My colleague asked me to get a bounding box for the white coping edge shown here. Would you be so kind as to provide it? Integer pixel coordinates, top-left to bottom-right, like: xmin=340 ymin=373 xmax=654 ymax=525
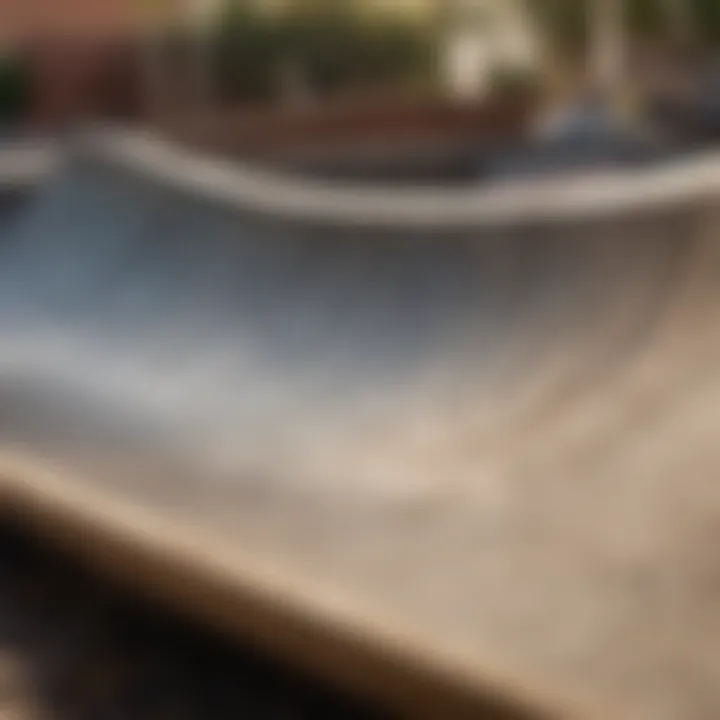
xmin=0 ymin=142 xmax=60 ymax=188
xmin=87 ymin=127 xmax=720 ymax=229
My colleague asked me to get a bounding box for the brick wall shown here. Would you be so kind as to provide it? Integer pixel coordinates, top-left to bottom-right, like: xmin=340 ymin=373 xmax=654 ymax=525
xmin=164 ymin=93 xmax=536 ymax=156
xmin=0 ymin=0 xmax=137 ymax=45
xmin=20 ymin=39 xmax=144 ymax=129
xmin=1 ymin=0 xmax=153 ymax=128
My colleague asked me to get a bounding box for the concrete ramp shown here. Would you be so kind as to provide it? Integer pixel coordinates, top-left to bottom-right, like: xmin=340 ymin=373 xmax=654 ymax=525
xmin=2 ymin=132 xmax=720 ymax=719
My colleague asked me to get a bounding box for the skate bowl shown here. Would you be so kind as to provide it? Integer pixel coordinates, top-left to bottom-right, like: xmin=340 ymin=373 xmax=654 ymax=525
xmin=3 ymin=131 xmax=720 ymax=719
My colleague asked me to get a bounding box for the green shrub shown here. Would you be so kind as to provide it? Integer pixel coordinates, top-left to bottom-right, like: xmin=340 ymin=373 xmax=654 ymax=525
xmin=525 ymin=0 xmax=720 ymax=56
xmin=692 ymin=0 xmax=720 ymax=46
xmin=214 ymin=3 xmax=280 ymax=102
xmin=489 ymin=66 xmax=542 ymax=101
xmin=212 ymin=1 xmax=435 ymax=103
xmin=625 ymin=0 xmax=668 ymax=41
xmin=524 ymin=0 xmax=589 ymax=62
xmin=0 ymin=54 xmax=30 ymax=125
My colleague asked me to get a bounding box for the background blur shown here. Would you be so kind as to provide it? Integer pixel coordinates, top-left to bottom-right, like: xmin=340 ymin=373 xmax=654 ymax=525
xmin=3 ymin=0 xmax=717 ymax=131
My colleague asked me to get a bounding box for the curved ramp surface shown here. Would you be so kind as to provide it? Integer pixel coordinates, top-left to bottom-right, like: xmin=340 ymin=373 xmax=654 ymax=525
xmin=2 ymin=132 xmax=720 ymax=719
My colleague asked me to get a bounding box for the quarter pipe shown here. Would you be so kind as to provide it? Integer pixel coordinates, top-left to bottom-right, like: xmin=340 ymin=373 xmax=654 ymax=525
xmin=2 ymin=131 xmax=720 ymax=719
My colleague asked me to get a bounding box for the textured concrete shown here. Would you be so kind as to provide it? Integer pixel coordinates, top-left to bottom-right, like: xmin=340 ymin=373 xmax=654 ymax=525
xmin=2 ymin=131 xmax=720 ymax=719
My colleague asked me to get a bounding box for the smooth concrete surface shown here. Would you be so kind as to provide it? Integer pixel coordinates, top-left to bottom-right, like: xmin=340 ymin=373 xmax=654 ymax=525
xmin=1 ymin=131 xmax=720 ymax=719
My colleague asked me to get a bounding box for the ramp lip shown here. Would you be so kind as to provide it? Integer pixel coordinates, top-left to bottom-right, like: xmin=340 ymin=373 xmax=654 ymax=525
xmin=86 ymin=128 xmax=720 ymax=229
xmin=0 ymin=451 xmax=606 ymax=720
xmin=0 ymin=141 xmax=60 ymax=188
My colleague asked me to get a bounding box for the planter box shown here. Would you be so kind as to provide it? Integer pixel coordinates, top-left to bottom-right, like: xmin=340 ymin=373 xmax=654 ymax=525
xmin=163 ymin=94 xmax=537 ymax=182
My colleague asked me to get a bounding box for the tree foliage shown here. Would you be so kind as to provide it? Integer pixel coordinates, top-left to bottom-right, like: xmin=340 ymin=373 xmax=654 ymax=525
xmin=0 ymin=53 xmax=30 ymax=126
xmin=692 ymin=0 xmax=720 ymax=45
xmin=523 ymin=0 xmax=589 ymax=60
xmin=213 ymin=1 xmax=435 ymax=103
xmin=525 ymin=0 xmax=720 ymax=56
